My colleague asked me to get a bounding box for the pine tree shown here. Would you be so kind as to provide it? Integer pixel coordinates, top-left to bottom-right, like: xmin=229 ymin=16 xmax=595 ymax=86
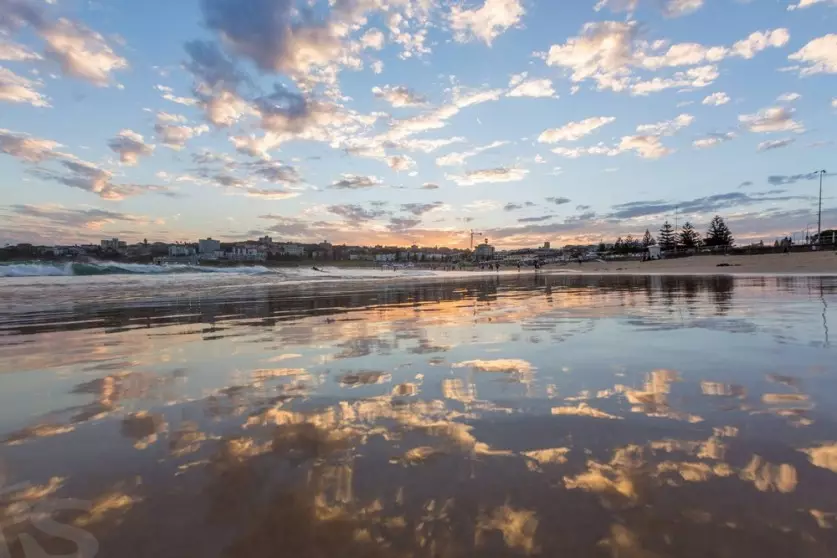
xmin=658 ymin=221 xmax=676 ymax=251
xmin=705 ymin=215 xmax=734 ymax=247
xmin=679 ymin=221 xmax=700 ymax=249
xmin=642 ymin=229 xmax=654 ymax=247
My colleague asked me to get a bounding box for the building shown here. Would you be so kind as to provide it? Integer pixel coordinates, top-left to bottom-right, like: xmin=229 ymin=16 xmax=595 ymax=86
xmin=280 ymin=244 xmax=305 ymax=257
xmin=258 ymin=236 xmax=273 ymax=245
xmin=543 ymin=241 xmax=551 ymax=250
xmin=228 ymin=244 xmax=266 ymax=262
xmin=474 ymin=240 xmax=495 ymax=261
xmin=199 ymin=238 xmax=221 ymax=254
xmin=169 ymin=245 xmax=196 ymax=257
xmin=101 ymin=238 xmax=127 ymax=252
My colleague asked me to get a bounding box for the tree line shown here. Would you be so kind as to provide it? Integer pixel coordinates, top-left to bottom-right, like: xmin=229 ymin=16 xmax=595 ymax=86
xmin=605 ymin=215 xmax=734 ymax=254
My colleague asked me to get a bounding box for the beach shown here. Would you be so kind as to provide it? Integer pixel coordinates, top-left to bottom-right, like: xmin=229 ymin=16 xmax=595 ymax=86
xmin=1 ymin=273 xmax=837 ymax=557
xmin=568 ymin=250 xmax=837 ymax=275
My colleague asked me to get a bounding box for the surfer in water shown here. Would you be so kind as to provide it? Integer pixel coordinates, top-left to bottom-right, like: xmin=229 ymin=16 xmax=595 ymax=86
xmin=312 ymin=266 xmax=325 ymax=272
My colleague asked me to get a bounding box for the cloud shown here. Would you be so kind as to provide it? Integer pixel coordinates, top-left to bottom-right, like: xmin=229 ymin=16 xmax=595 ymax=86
xmin=183 ymin=39 xmax=244 ymax=91
xmin=7 ymin=204 xmax=145 ymax=230
xmin=702 ymin=92 xmax=730 ymax=106
xmin=0 ymin=128 xmax=62 ymax=162
xmin=0 ymin=39 xmax=41 ymax=62
xmin=387 ymin=154 xmax=416 ymax=171
xmin=436 ymin=140 xmax=507 ymax=166
xmin=693 ymin=131 xmax=735 ymax=149
xmin=388 ymin=216 xmax=421 ymax=232
xmin=360 ymin=28 xmax=385 ymax=50
xmin=463 ymin=199 xmax=502 ymax=212
xmin=450 ymin=0 xmax=525 ymax=45
xmin=504 ymin=202 xmax=523 ymax=211
xmin=635 ymin=113 xmax=694 ymax=136
xmin=232 ymin=188 xmax=299 ymax=200
xmin=31 ymin=159 xmax=170 ymax=201
xmin=420 ymin=182 xmax=440 ymax=190
xmin=328 ymin=204 xmax=388 ymax=222
xmin=518 ymin=215 xmax=554 ymax=223
xmin=788 ymin=34 xmax=837 ymax=75
xmin=787 ymin=0 xmax=837 ymax=9
xmin=595 ymin=0 xmax=704 ymax=17
xmin=757 ymin=138 xmax=795 ymax=152
xmin=446 ymin=167 xmax=528 ymax=186
xmin=154 ymin=113 xmax=210 ymax=150
xmin=39 ymin=18 xmax=128 ymax=86
xmin=768 ymin=172 xmax=830 ymax=186
xmin=617 ymin=134 xmax=671 ymax=159
xmin=155 ymin=84 xmax=198 ymax=107
xmin=777 ymin=92 xmax=801 ymax=102
xmin=544 ymin=22 xmax=788 ymax=93
xmin=372 ymin=85 xmax=427 ymax=107
xmin=0 ymin=66 xmax=48 ymax=107
xmin=107 ymin=130 xmax=154 ymax=165
xmin=507 ymin=73 xmax=556 ymax=98
xmin=738 ymin=106 xmax=804 ymax=133
xmin=401 ymin=202 xmax=444 ymax=216
xmin=330 ymin=174 xmax=382 ymax=189
xmin=608 ymin=190 xmax=810 ymax=219
xmin=539 ymin=116 xmax=616 ymax=143
xmin=243 ymin=160 xmax=303 ymax=184
xmin=546 ymin=197 xmax=571 ymax=205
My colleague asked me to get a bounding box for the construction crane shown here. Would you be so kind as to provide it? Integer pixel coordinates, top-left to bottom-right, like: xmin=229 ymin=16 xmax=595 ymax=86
xmin=469 ymin=230 xmax=483 ymax=250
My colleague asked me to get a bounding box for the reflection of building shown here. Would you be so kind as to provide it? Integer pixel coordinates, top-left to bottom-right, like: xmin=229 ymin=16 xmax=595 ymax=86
xmin=474 ymin=240 xmax=495 ymax=261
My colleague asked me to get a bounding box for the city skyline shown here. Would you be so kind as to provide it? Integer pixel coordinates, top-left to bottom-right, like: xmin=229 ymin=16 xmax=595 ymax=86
xmin=1 ymin=0 xmax=836 ymax=249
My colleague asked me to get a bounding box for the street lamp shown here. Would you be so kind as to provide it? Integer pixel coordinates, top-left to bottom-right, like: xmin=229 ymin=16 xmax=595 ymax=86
xmin=816 ymin=169 xmax=827 ymax=244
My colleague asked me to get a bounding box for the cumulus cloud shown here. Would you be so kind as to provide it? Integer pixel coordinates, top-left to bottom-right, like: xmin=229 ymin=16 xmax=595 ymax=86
xmin=551 ymin=114 xmax=691 ymax=159
xmin=702 ymin=92 xmax=730 ymax=106
xmin=0 ymin=66 xmax=48 ymax=106
xmin=757 ymin=138 xmax=795 ymax=151
xmin=450 ymin=0 xmax=525 ymax=45
xmin=387 ymin=154 xmax=416 ymax=171
xmin=693 ymin=131 xmax=735 ymax=149
xmin=154 ymin=113 xmax=209 ymax=150
xmin=155 ymin=84 xmax=198 ymax=107
xmin=107 ymin=130 xmax=154 ymax=165
xmin=538 ymin=116 xmax=616 ymax=143
xmin=330 ymin=174 xmax=382 ymax=189
xmin=544 ymin=22 xmax=788 ymax=93
xmin=360 ymin=28 xmax=385 ymax=50
xmin=446 ymin=167 xmax=528 ymax=186
xmin=636 ymin=113 xmax=694 ymax=136
xmin=436 ymin=140 xmax=507 ymax=166
xmin=388 ymin=216 xmax=422 ymax=232
xmin=595 ymin=0 xmax=704 ymax=17
xmin=788 ymin=35 xmax=837 ymax=75
xmin=507 ymin=73 xmax=556 ymax=98
xmin=39 ymin=19 xmax=128 ymax=86
xmin=372 ymin=84 xmax=427 ymax=107
xmin=738 ymin=106 xmax=804 ymax=133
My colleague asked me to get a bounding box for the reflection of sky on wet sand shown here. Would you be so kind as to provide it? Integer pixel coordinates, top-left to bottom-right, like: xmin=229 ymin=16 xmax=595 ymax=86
xmin=1 ymin=275 xmax=837 ymax=557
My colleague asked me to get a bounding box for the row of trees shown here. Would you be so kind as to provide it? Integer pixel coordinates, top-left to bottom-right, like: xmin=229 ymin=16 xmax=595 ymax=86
xmin=610 ymin=216 xmax=734 ymax=254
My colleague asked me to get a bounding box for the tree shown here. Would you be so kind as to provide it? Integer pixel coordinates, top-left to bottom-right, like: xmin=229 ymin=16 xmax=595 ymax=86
xmin=658 ymin=221 xmax=676 ymax=251
xmin=642 ymin=229 xmax=655 ymax=247
xmin=705 ymin=215 xmax=733 ymax=247
xmin=679 ymin=221 xmax=700 ymax=249
xmin=615 ymin=237 xmax=623 ymax=251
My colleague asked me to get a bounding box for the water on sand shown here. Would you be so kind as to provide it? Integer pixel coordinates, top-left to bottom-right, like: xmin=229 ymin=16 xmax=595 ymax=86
xmin=1 ymin=273 xmax=837 ymax=557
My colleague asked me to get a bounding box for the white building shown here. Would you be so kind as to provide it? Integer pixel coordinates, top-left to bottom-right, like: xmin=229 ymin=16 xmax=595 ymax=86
xmin=375 ymin=253 xmax=396 ymax=262
xmin=101 ymin=238 xmax=127 ymax=252
xmin=169 ymin=245 xmax=196 ymax=257
xmin=228 ymin=245 xmax=266 ymax=262
xmin=199 ymin=238 xmax=221 ymax=254
xmin=281 ymin=244 xmax=305 ymax=257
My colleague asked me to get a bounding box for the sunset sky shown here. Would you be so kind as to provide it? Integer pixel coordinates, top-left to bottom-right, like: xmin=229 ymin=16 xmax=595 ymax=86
xmin=1 ymin=0 xmax=835 ymax=249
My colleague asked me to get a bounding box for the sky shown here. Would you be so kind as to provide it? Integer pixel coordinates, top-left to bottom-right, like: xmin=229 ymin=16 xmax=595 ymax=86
xmin=0 ymin=0 xmax=835 ymax=249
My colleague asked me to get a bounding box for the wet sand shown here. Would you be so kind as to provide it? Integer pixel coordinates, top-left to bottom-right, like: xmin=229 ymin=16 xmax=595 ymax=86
xmin=1 ymin=275 xmax=836 ymax=557
xmin=560 ymin=250 xmax=837 ymax=275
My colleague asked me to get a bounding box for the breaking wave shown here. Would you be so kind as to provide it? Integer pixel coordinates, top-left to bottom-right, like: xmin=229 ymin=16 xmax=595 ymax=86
xmin=0 ymin=261 xmax=273 ymax=277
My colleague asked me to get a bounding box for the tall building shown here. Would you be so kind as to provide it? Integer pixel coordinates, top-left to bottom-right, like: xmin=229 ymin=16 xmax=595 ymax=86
xmin=474 ymin=240 xmax=495 ymax=261
xmin=199 ymin=238 xmax=221 ymax=254
xmin=543 ymin=241 xmax=551 ymax=250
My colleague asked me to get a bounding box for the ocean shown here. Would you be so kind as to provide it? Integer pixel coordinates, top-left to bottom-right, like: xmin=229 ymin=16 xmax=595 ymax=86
xmin=1 ymin=269 xmax=837 ymax=557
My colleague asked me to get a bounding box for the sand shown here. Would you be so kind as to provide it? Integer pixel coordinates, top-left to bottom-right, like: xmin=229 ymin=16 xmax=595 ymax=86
xmin=557 ymin=250 xmax=837 ymax=275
